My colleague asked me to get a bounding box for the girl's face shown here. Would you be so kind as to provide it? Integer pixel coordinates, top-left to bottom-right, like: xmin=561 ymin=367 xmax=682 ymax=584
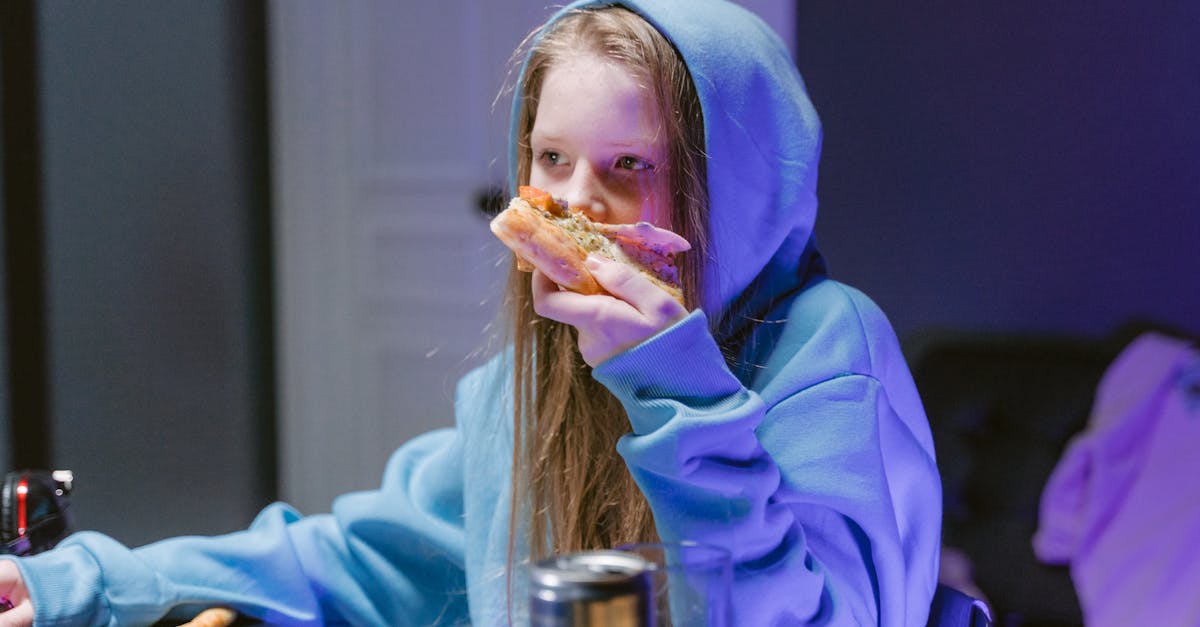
xmin=529 ymin=52 xmax=670 ymax=227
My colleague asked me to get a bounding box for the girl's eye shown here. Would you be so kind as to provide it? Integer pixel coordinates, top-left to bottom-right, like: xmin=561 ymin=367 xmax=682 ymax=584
xmin=538 ymin=150 xmax=563 ymax=166
xmin=616 ymin=156 xmax=653 ymax=172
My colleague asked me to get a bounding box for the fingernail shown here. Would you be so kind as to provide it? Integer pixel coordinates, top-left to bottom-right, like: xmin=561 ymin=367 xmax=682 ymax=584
xmin=585 ymin=255 xmax=602 ymax=270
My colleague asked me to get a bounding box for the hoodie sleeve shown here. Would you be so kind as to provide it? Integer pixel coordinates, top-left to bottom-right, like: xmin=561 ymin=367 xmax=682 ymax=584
xmin=594 ymin=304 xmax=941 ymax=626
xmin=9 ymin=428 xmax=469 ymax=627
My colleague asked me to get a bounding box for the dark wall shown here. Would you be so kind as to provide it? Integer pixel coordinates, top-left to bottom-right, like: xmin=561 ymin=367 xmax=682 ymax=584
xmin=19 ymin=1 xmax=274 ymax=546
xmin=795 ymin=2 xmax=1200 ymax=341
xmin=0 ymin=36 xmax=8 ymax=475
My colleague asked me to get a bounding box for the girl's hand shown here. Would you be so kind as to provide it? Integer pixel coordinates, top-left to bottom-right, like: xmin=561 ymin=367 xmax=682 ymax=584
xmin=0 ymin=560 xmax=33 ymax=627
xmin=532 ymin=254 xmax=687 ymax=366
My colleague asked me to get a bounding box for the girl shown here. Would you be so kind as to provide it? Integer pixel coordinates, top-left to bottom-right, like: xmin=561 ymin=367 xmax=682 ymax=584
xmin=0 ymin=0 xmax=942 ymax=624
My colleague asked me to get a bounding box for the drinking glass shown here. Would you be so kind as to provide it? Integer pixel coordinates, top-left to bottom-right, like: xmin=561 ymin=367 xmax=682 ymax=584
xmin=616 ymin=541 xmax=732 ymax=627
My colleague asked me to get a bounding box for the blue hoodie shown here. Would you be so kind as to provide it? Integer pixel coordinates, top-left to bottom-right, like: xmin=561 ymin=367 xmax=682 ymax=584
xmin=4 ymin=0 xmax=941 ymax=624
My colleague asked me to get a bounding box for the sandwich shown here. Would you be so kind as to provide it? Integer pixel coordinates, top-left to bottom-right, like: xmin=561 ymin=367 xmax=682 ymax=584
xmin=490 ymin=186 xmax=690 ymax=305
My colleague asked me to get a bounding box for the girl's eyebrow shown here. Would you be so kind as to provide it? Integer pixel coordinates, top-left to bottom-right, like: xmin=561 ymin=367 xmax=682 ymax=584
xmin=606 ymin=140 xmax=652 ymax=150
xmin=528 ymin=130 xmax=560 ymax=143
xmin=530 ymin=130 xmax=661 ymax=153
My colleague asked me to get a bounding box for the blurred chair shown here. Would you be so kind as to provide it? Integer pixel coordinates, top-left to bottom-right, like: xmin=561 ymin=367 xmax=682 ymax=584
xmin=906 ymin=329 xmax=1130 ymax=626
xmin=927 ymin=583 xmax=993 ymax=627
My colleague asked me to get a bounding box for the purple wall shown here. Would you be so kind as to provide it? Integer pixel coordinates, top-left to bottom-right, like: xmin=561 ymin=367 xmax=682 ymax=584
xmin=795 ymin=2 xmax=1199 ymax=340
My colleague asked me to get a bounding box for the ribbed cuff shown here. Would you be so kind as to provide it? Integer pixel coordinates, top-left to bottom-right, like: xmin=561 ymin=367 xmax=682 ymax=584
xmin=593 ymin=309 xmax=743 ymax=434
xmin=14 ymin=537 xmax=108 ymax=626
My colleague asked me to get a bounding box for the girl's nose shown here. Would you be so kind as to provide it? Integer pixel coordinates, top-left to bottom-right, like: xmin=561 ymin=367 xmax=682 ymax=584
xmin=563 ymin=162 xmax=608 ymax=222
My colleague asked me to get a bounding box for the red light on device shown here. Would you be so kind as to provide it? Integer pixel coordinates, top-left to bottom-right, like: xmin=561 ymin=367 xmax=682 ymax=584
xmin=16 ymin=479 xmax=28 ymax=537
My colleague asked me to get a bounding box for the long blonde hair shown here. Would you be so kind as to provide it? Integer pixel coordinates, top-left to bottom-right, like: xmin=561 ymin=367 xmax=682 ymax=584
xmin=505 ymin=5 xmax=709 ymax=567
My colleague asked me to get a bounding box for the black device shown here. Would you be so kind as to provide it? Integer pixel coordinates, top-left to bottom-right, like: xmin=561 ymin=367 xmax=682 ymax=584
xmin=1 ymin=469 xmax=74 ymax=557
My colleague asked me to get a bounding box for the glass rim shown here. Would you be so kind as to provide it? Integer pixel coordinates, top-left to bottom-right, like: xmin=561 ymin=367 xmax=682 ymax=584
xmin=613 ymin=540 xmax=732 ymax=569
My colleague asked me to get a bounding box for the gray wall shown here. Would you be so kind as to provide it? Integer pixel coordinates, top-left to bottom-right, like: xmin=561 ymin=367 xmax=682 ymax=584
xmin=0 ymin=33 xmax=7 ymax=474
xmin=34 ymin=1 xmax=272 ymax=546
xmin=795 ymin=2 xmax=1200 ymax=342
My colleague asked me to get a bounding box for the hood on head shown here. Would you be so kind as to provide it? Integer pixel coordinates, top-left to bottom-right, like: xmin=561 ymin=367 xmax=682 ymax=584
xmin=510 ymin=0 xmax=824 ymax=326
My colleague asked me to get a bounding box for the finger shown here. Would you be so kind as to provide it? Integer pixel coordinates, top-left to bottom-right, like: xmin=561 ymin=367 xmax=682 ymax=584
xmin=0 ymin=602 xmax=33 ymax=627
xmin=584 ymin=255 xmax=685 ymax=318
xmin=532 ymin=269 xmax=622 ymax=328
xmin=0 ymin=562 xmax=28 ymax=610
xmin=529 ymin=268 xmax=560 ymax=302
xmin=179 ymin=607 xmax=238 ymax=627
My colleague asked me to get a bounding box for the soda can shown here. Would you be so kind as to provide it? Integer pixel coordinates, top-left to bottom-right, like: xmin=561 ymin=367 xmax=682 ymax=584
xmin=529 ymin=550 xmax=653 ymax=626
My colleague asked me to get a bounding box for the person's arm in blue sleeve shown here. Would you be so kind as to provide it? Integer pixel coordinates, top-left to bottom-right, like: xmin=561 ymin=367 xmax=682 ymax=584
xmin=9 ymin=428 xmax=468 ymax=626
xmin=595 ymin=299 xmax=941 ymax=626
